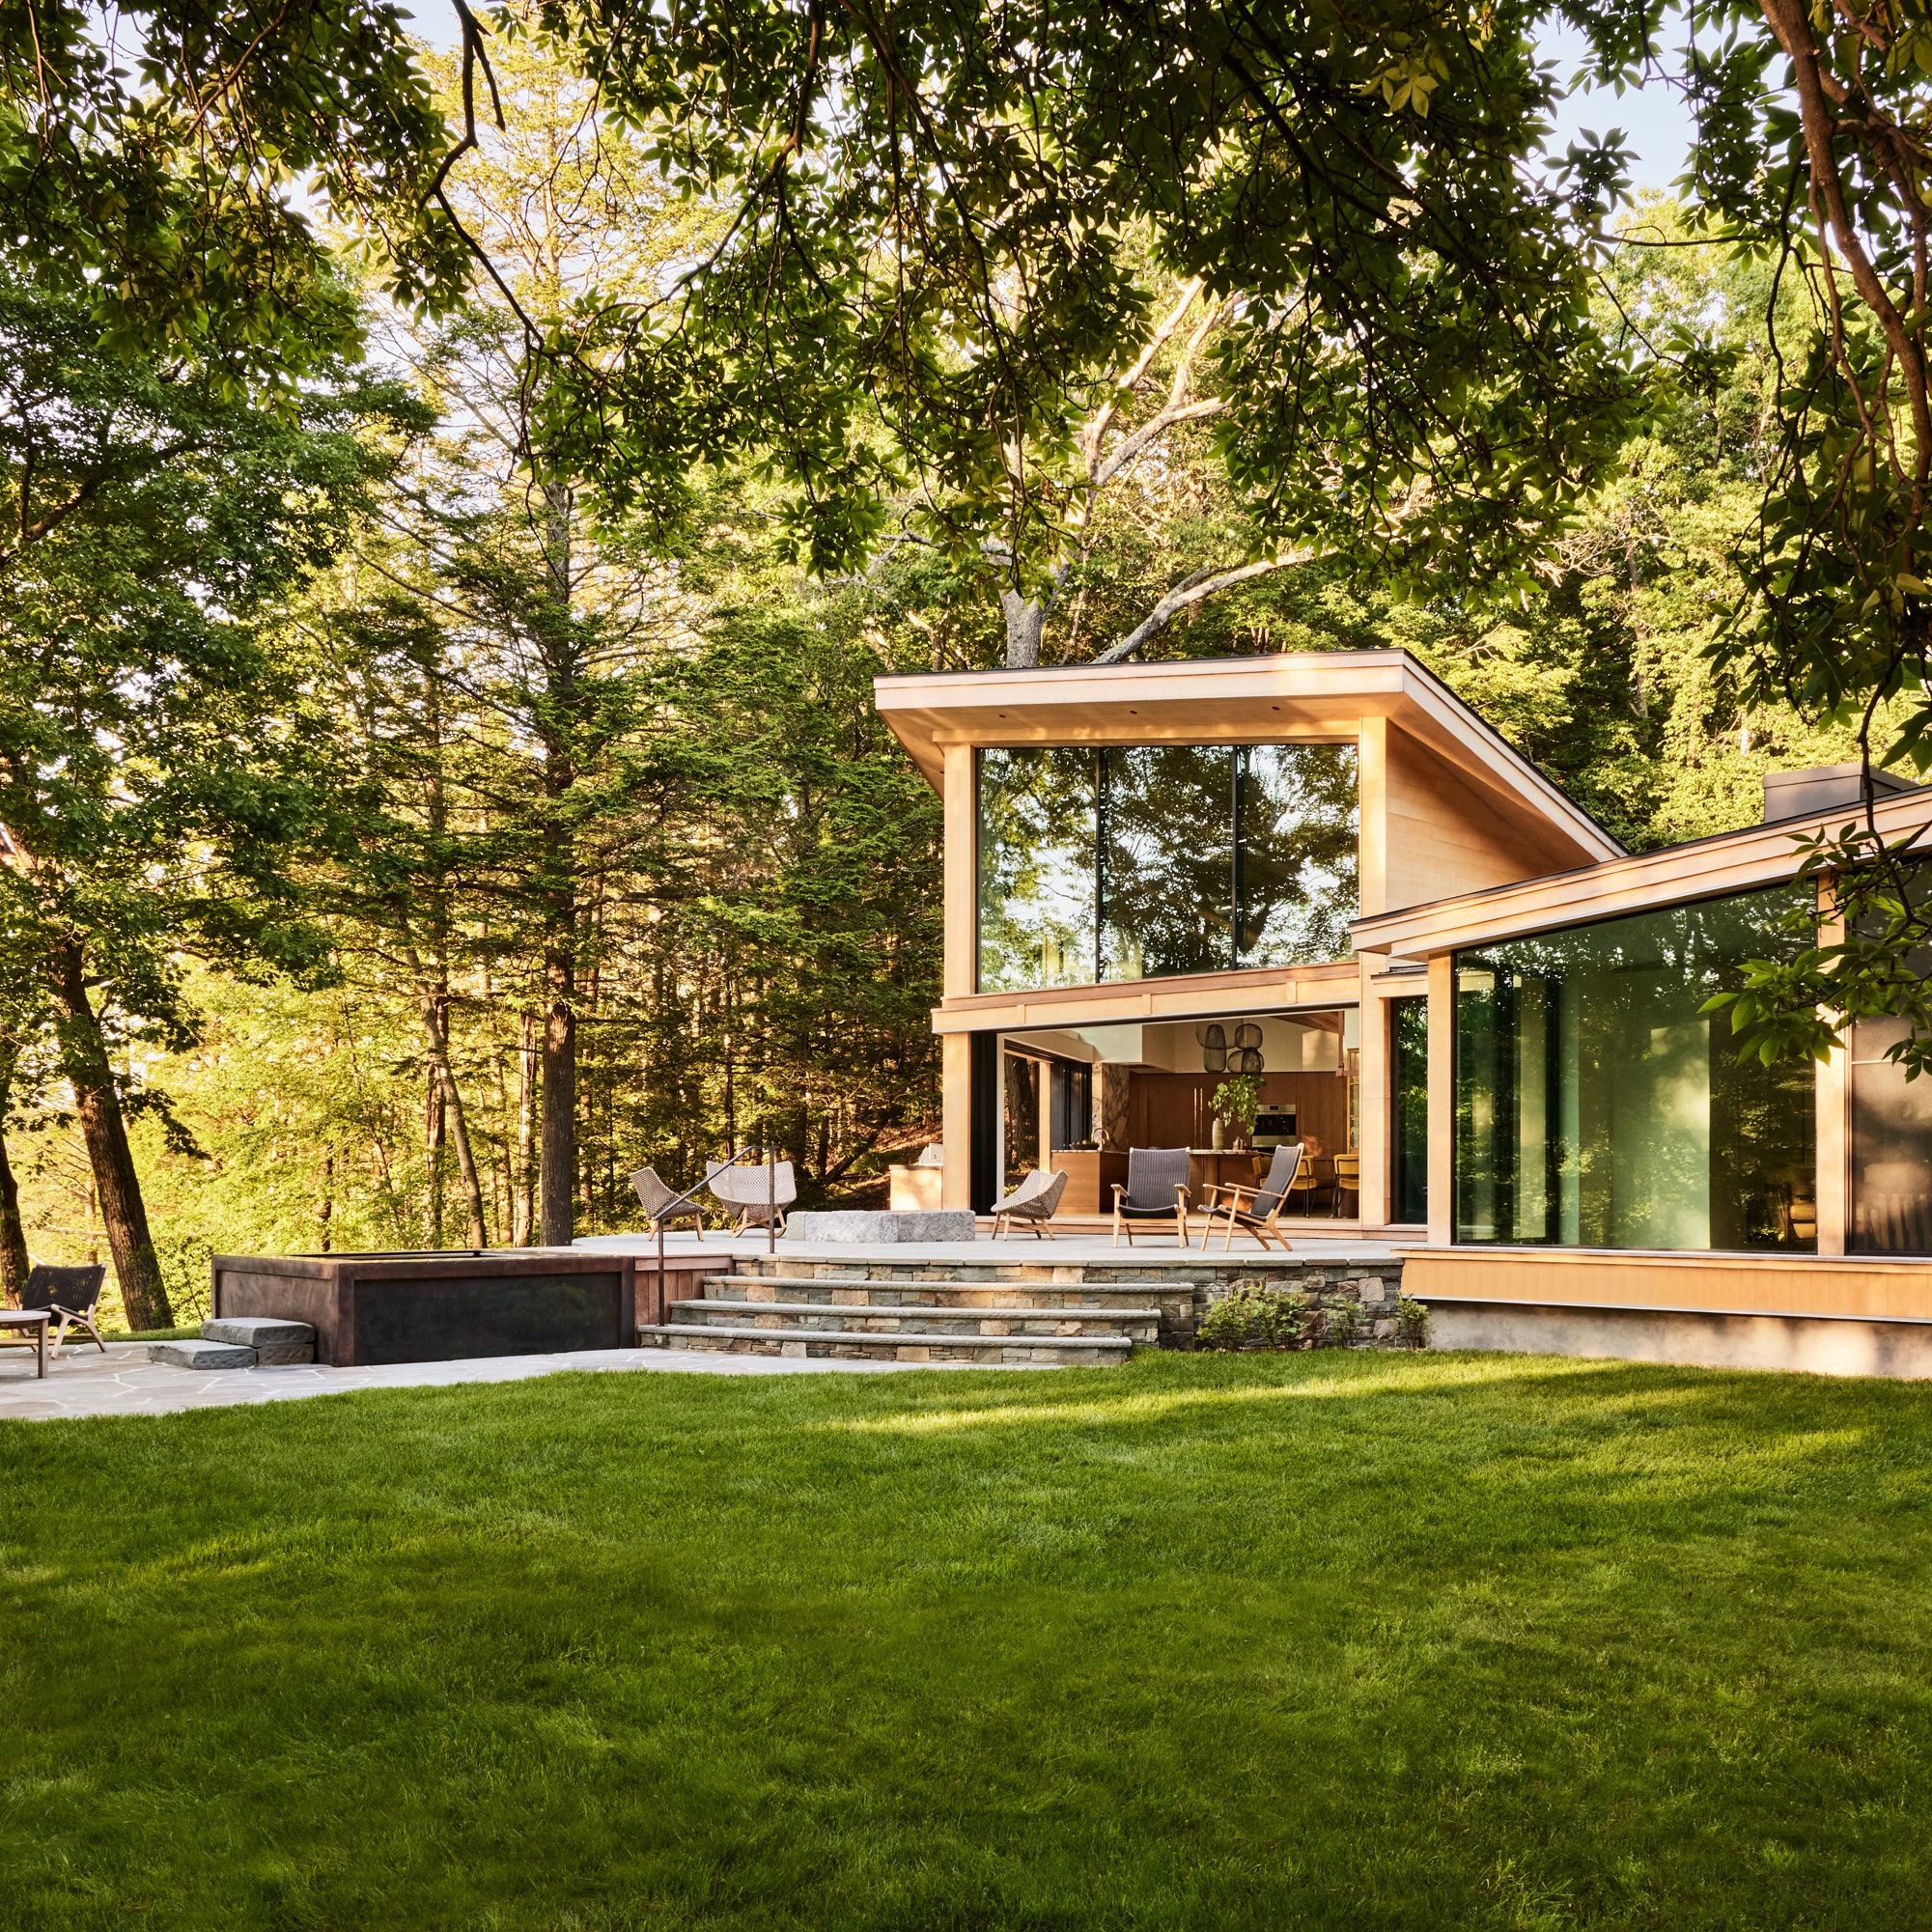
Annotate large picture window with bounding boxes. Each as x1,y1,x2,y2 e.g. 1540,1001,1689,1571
976,743,1358,993
1453,887,1817,1251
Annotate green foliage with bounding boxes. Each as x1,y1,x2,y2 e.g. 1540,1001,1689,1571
1395,1295,1429,1349
530,0,1638,604
1196,1285,1309,1351
1324,1299,1360,1348
0,0,468,381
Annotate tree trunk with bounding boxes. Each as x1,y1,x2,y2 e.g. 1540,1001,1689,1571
540,964,575,1246
514,1010,537,1246
1003,590,1046,668
426,1067,445,1248
0,1040,30,1305
45,938,172,1329
415,982,490,1248
537,476,580,1250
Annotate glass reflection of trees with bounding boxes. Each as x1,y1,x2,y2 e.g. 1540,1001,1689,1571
1454,887,1816,1251
976,743,1358,992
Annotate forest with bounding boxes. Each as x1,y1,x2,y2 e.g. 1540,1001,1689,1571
3,3,1927,1330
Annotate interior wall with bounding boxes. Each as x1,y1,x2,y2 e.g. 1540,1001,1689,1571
1125,1070,1350,1154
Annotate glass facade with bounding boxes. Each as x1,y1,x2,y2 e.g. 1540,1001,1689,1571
1850,908,1932,1253
977,743,1358,992
1454,887,1817,1251
1391,996,1429,1225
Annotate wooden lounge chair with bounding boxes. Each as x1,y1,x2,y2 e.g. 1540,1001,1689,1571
992,1165,1067,1239
630,1166,707,1240
1200,1144,1302,1253
1110,1147,1193,1247
22,1263,108,1358
708,1159,798,1233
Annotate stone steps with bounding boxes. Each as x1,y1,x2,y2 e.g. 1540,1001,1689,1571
697,1273,1188,1309
666,1299,1159,1340
636,1322,1131,1365
150,1318,317,1370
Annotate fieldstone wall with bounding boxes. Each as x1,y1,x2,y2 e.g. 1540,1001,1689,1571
1185,1262,1414,1352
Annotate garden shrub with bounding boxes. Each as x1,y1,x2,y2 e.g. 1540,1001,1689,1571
1395,1296,1429,1349
1196,1286,1309,1351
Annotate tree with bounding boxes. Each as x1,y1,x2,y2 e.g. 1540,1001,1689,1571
0,0,468,379
525,0,1639,642
1554,0,1932,1068
0,280,412,1324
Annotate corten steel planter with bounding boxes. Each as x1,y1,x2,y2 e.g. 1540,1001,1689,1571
210,1250,639,1367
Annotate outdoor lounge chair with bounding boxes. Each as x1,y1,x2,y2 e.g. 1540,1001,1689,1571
992,1164,1067,1239
1110,1147,1193,1247
707,1159,798,1233
630,1166,707,1240
1199,1144,1302,1253
22,1263,109,1358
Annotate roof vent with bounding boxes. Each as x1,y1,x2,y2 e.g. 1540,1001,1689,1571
1761,764,1917,825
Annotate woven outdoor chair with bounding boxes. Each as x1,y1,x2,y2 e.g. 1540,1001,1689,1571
1110,1147,1193,1248
707,1159,798,1233
1199,1144,1302,1253
21,1263,109,1358
991,1165,1067,1240
630,1166,708,1240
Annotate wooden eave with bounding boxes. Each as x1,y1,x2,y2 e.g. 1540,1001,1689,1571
1350,787,1932,960
874,652,1624,865
933,958,1362,1036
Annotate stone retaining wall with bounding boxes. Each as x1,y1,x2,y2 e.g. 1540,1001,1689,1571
726,1252,1418,1352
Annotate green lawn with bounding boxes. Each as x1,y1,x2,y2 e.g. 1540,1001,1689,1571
4,1351,1930,1930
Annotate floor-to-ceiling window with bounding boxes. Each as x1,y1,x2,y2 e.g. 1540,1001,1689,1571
976,743,1358,992
1391,996,1429,1225
1850,914,1932,1252
1453,886,1817,1251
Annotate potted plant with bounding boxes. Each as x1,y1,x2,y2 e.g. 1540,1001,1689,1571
1210,1074,1265,1149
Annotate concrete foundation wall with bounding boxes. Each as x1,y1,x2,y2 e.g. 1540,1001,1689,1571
1425,1298,1932,1380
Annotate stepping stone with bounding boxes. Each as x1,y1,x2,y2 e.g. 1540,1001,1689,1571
149,1339,257,1370
201,1318,315,1349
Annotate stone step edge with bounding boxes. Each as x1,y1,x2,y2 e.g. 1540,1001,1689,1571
672,1299,1159,1322
698,1274,1201,1292
636,1322,1133,1352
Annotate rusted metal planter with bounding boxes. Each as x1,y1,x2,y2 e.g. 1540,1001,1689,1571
210,1250,638,1367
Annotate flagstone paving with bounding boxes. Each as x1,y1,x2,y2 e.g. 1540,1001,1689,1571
0,1338,1039,1423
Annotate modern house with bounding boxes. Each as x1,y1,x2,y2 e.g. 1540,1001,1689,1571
875,651,1932,1375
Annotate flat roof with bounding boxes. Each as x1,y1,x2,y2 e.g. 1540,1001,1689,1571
1350,784,1932,958
874,651,1624,864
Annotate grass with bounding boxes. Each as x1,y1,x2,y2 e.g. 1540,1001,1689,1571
3,1350,1931,1930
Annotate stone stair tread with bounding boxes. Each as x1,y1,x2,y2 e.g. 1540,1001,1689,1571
697,1274,1197,1293
672,1298,1157,1320
636,1321,1132,1351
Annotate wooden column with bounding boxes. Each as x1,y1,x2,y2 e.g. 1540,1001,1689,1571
1357,716,1388,917
1815,890,1848,1255
941,1030,974,1210
942,743,976,999
1356,954,1390,1227
1426,953,1455,1247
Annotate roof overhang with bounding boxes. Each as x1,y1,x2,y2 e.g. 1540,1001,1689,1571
874,651,1624,865
1350,787,1932,960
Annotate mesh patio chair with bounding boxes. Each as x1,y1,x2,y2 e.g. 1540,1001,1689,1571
708,1159,798,1233
630,1166,708,1240
21,1263,109,1358
992,1165,1067,1240
1199,1145,1302,1253
1110,1147,1193,1248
